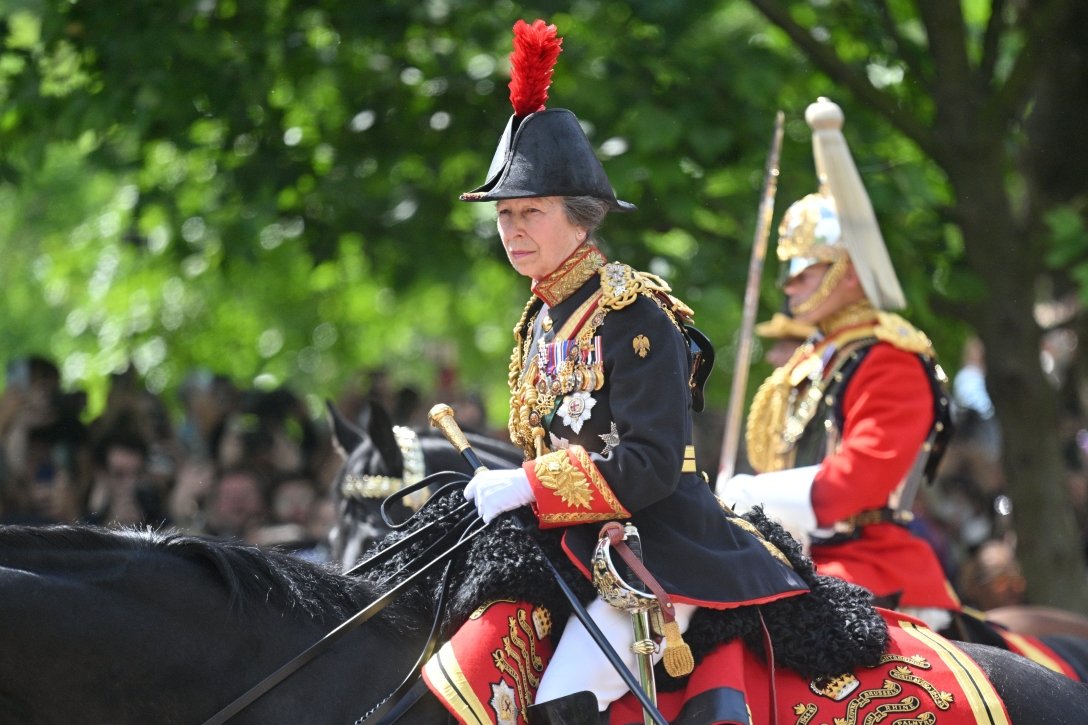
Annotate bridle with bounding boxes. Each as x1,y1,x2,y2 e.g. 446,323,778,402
339,425,429,511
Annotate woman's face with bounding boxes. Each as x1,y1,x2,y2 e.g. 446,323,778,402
496,196,586,281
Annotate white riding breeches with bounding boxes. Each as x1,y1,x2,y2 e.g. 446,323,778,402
534,596,697,712
901,606,953,633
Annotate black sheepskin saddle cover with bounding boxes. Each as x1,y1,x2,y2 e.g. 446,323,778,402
362,478,888,685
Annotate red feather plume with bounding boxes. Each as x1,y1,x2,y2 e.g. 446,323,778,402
507,19,563,118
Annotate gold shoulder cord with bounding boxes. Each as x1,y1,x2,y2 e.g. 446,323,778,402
744,341,814,473
600,263,692,332
600,263,657,310
508,297,541,459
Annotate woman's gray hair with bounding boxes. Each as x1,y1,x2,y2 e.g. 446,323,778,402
562,196,610,237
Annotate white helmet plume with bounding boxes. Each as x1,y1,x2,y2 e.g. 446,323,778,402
807,97,906,311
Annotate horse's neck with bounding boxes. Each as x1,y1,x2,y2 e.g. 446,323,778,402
0,528,436,724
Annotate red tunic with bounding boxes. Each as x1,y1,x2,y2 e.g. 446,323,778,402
809,342,961,609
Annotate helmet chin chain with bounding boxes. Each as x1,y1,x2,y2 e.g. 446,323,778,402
789,257,848,318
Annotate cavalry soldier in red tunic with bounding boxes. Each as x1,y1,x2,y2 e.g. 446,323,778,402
717,97,961,630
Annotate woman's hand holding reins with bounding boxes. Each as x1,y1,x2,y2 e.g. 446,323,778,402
463,468,535,523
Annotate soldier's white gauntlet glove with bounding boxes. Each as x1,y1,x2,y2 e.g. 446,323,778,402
464,468,535,523
716,465,820,539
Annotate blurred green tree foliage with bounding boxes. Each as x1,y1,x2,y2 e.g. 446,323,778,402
0,1,953,416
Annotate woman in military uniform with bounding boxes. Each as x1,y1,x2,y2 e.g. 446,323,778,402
446,19,810,723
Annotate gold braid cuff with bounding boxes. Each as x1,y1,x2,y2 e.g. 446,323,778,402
530,446,630,528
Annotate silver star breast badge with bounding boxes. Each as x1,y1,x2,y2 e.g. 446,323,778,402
557,391,596,434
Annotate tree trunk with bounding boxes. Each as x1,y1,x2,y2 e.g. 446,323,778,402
905,0,1088,612
947,151,1088,611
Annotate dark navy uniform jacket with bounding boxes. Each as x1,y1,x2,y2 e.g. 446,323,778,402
508,243,808,609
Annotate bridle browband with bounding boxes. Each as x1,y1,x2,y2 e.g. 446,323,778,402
340,426,429,510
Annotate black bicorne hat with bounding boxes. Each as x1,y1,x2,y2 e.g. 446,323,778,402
461,109,635,211
460,20,635,212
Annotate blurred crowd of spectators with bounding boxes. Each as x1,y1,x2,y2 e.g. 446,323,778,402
0,355,488,564
922,332,1088,612
3,340,1085,613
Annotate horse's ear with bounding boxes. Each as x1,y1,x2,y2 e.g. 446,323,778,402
361,400,403,471
326,400,364,460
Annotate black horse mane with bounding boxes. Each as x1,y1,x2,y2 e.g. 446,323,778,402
0,524,385,626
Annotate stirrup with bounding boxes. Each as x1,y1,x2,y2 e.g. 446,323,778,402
526,690,599,725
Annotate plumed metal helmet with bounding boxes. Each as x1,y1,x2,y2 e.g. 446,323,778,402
775,97,905,311
459,20,635,212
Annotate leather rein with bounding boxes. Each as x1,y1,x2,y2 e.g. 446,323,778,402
201,472,476,725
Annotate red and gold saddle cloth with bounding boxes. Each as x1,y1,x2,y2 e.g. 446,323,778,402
422,600,555,725
994,629,1081,680
425,604,1011,725
611,610,1010,725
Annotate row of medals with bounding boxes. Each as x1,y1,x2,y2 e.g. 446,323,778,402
528,336,605,430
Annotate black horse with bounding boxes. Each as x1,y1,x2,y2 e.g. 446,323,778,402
3,521,1088,724
326,401,523,570
0,524,450,724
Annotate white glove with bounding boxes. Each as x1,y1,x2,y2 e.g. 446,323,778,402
463,467,535,523
715,472,754,503
716,466,820,537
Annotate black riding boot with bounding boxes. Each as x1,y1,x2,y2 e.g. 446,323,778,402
526,690,600,725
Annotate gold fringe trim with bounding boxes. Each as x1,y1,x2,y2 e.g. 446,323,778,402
662,620,694,677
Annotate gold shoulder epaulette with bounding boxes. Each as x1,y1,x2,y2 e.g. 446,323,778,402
874,312,935,357
599,262,694,319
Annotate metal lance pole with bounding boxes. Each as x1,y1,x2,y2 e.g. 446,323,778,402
717,111,785,485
